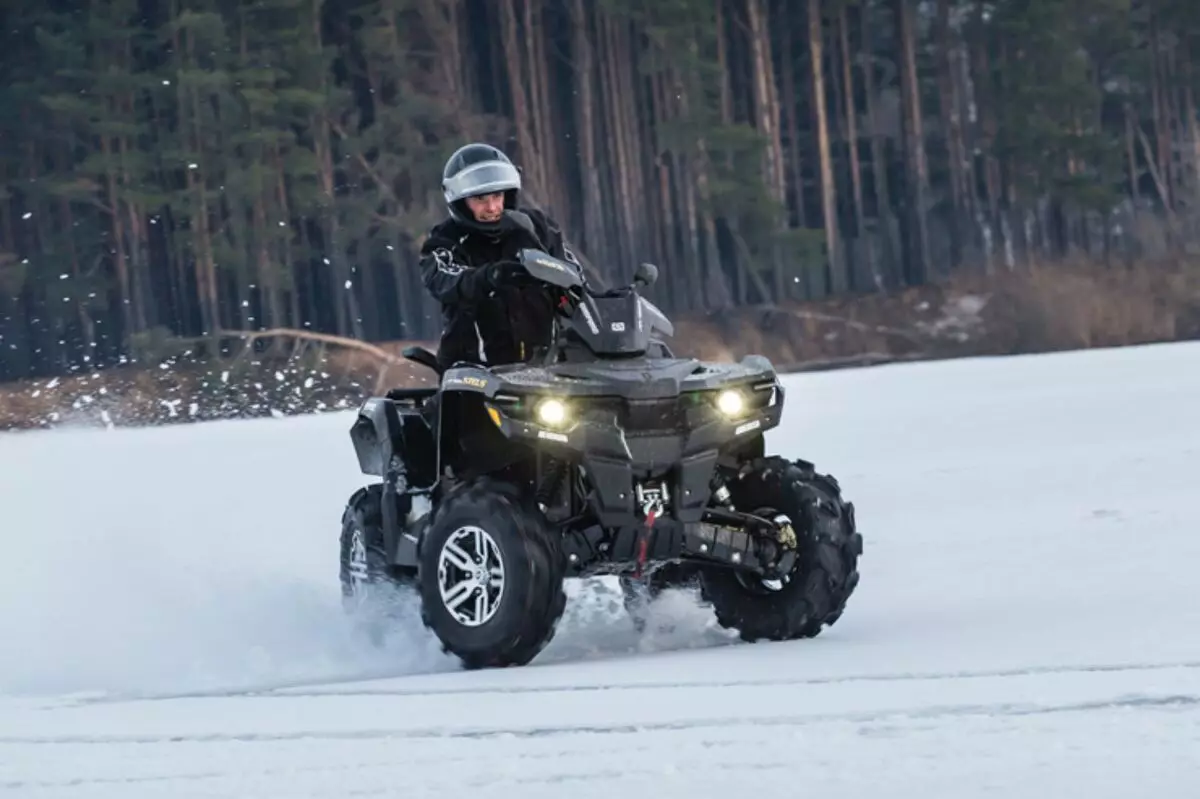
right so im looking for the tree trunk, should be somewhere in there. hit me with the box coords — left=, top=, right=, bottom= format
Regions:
left=809, top=0, right=844, bottom=294
left=311, top=0, right=360, bottom=338
left=838, top=3, right=875, bottom=290
left=688, top=33, right=731, bottom=309
left=861, top=5, right=897, bottom=287
left=894, top=0, right=931, bottom=284
left=99, top=134, right=133, bottom=339
left=718, top=0, right=771, bottom=305
left=650, top=70, right=677, bottom=285
left=1150, top=9, right=1173, bottom=213
left=780, top=10, right=808, bottom=232
left=935, top=0, right=968, bottom=268
left=569, top=0, right=605, bottom=264
left=525, top=0, right=559, bottom=213
left=600, top=13, right=640, bottom=273
left=745, top=0, right=787, bottom=300
left=181, top=24, right=220, bottom=335
left=501, top=0, right=543, bottom=205
left=968, top=2, right=1004, bottom=269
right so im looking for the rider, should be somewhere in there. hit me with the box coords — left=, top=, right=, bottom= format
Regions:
left=419, top=142, right=581, bottom=371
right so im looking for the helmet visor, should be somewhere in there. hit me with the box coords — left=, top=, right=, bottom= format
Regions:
left=443, top=161, right=521, bottom=203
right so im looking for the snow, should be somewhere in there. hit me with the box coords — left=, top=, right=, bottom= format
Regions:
left=2, top=341, right=1200, bottom=797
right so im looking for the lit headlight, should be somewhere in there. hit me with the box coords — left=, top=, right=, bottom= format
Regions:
left=716, top=389, right=746, bottom=418
left=536, top=398, right=568, bottom=427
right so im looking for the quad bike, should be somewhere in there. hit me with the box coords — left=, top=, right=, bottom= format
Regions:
left=339, top=246, right=863, bottom=669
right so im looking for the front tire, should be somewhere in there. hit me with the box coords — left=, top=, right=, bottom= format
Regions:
left=699, top=456, right=863, bottom=642
left=418, top=477, right=567, bottom=669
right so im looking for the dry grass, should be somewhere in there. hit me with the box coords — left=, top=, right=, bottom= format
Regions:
left=1, top=257, right=1197, bottom=430
left=977, top=257, right=1200, bottom=353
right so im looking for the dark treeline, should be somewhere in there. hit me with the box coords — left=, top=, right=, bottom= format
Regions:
left=2, top=0, right=1199, bottom=381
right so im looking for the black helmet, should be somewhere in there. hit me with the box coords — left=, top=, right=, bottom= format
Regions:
left=442, top=143, right=522, bottom=233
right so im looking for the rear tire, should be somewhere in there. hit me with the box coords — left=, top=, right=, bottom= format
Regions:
left=699, top=456, right=863, bottom=642
left=340, top=485, right=417, bottom=641
left=418, top=477, right=567, bottom=669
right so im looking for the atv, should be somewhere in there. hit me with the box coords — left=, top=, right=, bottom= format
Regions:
left=339, top=247, right=863, bottom=669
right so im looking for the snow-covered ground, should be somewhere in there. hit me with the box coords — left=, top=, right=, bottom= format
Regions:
left=2, top=342, right=1199, bottom=798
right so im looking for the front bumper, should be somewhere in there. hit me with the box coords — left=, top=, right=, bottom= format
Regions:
left=486, top=386, right=784, bottom=526
left=559, top=513, right=792, bottom=578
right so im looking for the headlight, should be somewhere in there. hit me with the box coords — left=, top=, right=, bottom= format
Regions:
left=536, top=398, right=568, bottom=427
left=716, top=389, right=746, bottom=418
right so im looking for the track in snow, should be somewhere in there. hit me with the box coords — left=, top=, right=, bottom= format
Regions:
left=2, top=342, right=1200, bottom=797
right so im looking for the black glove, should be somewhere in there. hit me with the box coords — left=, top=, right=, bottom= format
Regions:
left=458, top=260, right=526, bottom=301
left=485, top=260, right=530, bottom=289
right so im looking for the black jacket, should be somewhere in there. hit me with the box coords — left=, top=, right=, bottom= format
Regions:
left=419, top=208, right=578, bottom=369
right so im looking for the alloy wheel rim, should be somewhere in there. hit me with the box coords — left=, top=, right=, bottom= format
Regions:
left=348, top=528, right=370, bottom=589
left=437, top=524, right=506, bottom=627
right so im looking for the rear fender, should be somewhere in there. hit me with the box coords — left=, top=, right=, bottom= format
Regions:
left=349, top=398, right=399, bottom=478
left=349, top=397, right=437, bottom=484
left=349, top=396, right=437, bottom=566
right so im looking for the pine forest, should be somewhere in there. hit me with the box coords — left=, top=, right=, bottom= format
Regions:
left=2, top=0, right=1200, bottom=383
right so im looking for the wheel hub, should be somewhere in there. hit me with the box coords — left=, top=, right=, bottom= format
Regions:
left=436, top=524, right=506, bottom=627
left=735, top=510, right=796, bottom=593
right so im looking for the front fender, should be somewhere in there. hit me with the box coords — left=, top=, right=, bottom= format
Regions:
left=441, top=366, right=503, bottom=397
